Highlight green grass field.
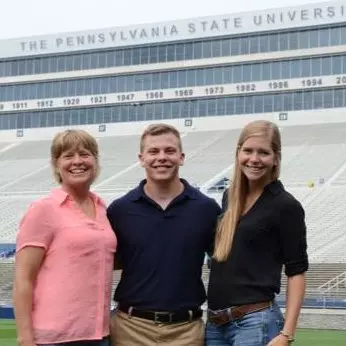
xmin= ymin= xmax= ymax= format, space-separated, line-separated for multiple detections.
xmin=0 ymin=320 xmax=17 ymax=346
xmin=1 ymin=319 xmax=346 ymax=345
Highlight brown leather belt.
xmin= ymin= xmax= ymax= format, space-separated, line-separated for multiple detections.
xmin=208 ymin=301 xmax=271 ymax=325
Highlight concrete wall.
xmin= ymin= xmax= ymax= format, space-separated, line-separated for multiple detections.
xmin=298 ymin=309 xmax=346 ymax=330
xmin=1 ymin=107 xmax=346 ymax=142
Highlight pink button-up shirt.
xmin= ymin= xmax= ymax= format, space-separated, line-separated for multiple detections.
xmin=16 ymin=188 xmax=117 ymax=344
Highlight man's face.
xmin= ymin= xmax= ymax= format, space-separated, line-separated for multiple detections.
xmin=139 ymin=133 xmax=185 ymax=184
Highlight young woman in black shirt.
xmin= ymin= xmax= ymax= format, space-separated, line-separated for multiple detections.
xmin=206 ymin=120 xmax=308 ymax=346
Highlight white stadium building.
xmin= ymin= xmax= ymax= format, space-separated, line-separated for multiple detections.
xmin=1 ymin=0 xmax=346 ymax=317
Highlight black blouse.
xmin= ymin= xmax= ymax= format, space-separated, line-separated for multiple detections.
xmin=208 ymin=180 xmax=309 ymax=310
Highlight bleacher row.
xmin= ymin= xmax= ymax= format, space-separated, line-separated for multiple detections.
xmin=1 ymin=123 xmax=346 ymax=261
xmin=1 ymin=122 xmax=346 ymax=305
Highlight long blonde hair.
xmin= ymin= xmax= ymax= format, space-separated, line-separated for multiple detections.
xmin=213 ymin=120 xmax=282 ymax=262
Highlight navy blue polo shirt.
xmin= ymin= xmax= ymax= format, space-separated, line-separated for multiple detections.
xmin=107 ymin=179 xmax=221 ymax=311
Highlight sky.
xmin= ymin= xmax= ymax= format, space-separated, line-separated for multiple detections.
xmin=0 ymin=0 xmax=328 ymax=40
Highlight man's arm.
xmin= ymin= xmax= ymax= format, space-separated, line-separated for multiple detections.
xmin=107 ymin=202 xmax=122 ymax=270
xmin=114 ymin=253 xmax=123 ymax=270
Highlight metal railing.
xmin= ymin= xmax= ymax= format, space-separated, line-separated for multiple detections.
xmin=317 ymin=271 xmax=346 ymax=294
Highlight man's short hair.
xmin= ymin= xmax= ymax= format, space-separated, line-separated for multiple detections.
xmin=140 ymin=123 xmax=182 ymax=152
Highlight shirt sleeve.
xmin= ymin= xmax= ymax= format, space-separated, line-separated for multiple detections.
xmin=206 ymin=200 xmax=222 ymax=258
xmin=16 ymin=200 xmax=55 ymax=252
xmin=107 ymin=201 xmax=123 ymax=269
xmin=278 ymin=198 xmax=309 ymax=277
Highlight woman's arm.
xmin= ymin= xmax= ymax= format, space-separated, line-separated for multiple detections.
xmin=283 ymin=273 xmax=306 ymax=337
xmin=269 ymin=197 xmax=308 ymax=345
xmin=13 ymin=247 xmax=45 ymax=346
xmin=268 ymin=273 xmax=306 ymax=345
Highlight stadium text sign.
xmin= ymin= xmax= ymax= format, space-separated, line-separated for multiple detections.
xmin=0 ymin=1 xmax=345 ymax=58
xmin=0 ymin=74 xmax=345 ymax=114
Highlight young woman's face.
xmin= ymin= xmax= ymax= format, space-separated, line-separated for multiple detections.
xmin=238 ymin=135 xmax=277 ymax=187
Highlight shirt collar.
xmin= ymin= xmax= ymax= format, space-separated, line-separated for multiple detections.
xmin=129 ymin=179 xmax=199 ymax=201
xmin=50 ymin=188 xmax=106 ymax=207
xmin=264 ymin=179 xmax=284 ymax=196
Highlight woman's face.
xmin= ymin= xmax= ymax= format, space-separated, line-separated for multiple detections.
xmin=238 ymin=135 xmax=277 ymax=187
xmin=55 ymin=145 xmax=98 ymax=189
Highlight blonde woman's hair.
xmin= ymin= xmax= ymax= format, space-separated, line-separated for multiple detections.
xmin=213 ymin=120 xmax=282 ymax=262
xmin=50 ymin=129 xmax=100 ymax=184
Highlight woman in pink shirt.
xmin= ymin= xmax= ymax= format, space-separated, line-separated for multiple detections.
xmin=13 ymin=129 xmax=117 ymax=346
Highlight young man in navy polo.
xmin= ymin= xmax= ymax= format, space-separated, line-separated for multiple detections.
xmin=107 ymin=123 xmax=221 ymax=346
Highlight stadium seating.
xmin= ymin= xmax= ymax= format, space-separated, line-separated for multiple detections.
xmin=1 ymin=122 xmax=346 ymax=306
xmin=0 ymin=244 xmax=15 ymax=259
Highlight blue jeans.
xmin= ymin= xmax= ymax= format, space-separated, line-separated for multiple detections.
xmin=205 ymin=301 xmax=284 ymax=345
xmin=38 ymin=336 xmax=109 ymax=346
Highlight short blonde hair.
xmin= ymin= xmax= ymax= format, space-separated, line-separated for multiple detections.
xmin=51 ymin=129 xmax=99 ymax=183
xmin=140 ymin=123 xmax=182 ymax=152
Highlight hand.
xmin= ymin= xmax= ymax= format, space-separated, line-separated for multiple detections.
xmin=267 ymin=334 xmax=290 ymax=346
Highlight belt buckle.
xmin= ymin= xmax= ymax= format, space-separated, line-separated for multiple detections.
xmin=209 ymin=308 xmax=232 ymax=325
xmin=154 ymin=311 xmax=173 ymax=324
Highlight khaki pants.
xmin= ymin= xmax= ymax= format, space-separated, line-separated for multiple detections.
xmin=110 ymin=310 xmax=204 ymax=346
